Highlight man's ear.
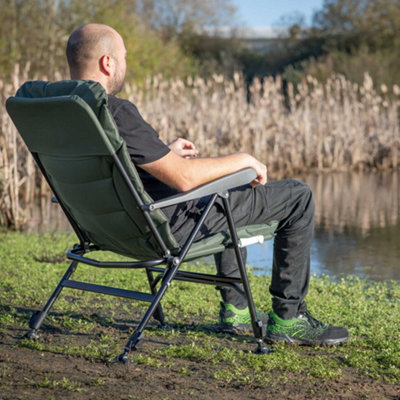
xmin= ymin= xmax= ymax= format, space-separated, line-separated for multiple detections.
xmin=99 ymin=54 xmax=112 ymax=76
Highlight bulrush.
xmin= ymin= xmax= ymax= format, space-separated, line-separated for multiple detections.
xmin=1 ymin=66 xmax=399 ymax=229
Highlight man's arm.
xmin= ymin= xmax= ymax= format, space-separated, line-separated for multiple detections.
xmin=139 ymin=149 xmax=267 ymax=192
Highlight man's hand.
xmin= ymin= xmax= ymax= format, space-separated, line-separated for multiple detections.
xmin=249 ymin=157 xmax=267 ymax=187
xmin=168 ymin=138 xmax=198 ymax=159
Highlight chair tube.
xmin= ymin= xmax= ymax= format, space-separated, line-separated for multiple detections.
xmin=221 ymin=195 xmax=265 ymax=340
xmin=118 ymin=194 xmax=219 ymax=361
xmin=146 ymin=269 xmax=167 ymax=326
xmin=27 ymin=260 xmax=78 ymax=333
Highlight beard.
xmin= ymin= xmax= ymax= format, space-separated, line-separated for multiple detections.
xmin=109 ymin=69 xmax=125 ymax=95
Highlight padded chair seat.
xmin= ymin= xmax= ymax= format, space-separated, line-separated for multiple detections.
xmin=183 ymin=221 xmax=278 ymax=261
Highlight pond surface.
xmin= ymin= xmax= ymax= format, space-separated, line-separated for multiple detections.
xmin=26 ymin=172 xmax=399 ymax=283
xmin=248 ymin=172 xmax=400 ymax=282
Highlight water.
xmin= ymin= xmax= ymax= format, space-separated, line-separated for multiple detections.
xmin=25 ymin=172 xmax=400 ymax=283
xmin=247 ymin=172 xmax=400 ymax=282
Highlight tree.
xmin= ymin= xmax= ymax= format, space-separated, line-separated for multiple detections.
xmin=131 ymin=0 xmax=239 ymax=78
xmin=0 ymin=0 xmax=69 ymax=78
xmin=280 ymin=0 xmax=400 ymax=86
xmin=0 ymin=0 xmax=196 ymax=82
xmin=135 ymin=0 xmax=236 ymax=33
xmin=313 ymin=0 xmax=400 ymax=50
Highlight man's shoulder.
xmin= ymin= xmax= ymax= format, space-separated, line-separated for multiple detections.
xmin=108 ymin=94 xmax=134 ymax=110
xmin=107 ymin=94 xmax=141 ymax=119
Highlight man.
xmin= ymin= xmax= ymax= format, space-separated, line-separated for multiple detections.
xmin=66 ymin=23 xmax=349 ymax=345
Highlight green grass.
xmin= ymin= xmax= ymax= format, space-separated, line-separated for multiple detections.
xmin=1 ymin=231 xmax=400 ymax=386
xmin=25 ymin=376 xmax=86 ymax=392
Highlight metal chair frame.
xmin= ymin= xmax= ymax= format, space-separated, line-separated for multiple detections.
xmin=26 ymin=151 xmax=271 ymax=363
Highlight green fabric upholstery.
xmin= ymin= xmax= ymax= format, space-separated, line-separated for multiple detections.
xmin=8 ymin=80 xmax=179 ymax=259
xmin=7 ymin=80 xmax=278 ymax=261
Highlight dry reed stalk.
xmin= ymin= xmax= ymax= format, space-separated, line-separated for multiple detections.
xmin=1 ymin=67 xmax=399 ymax=230
xmin=0 ymin=64 xmax=49 ymax=230
xmin=1 ymin=66 xmax=22 ymax=228
xmin=125 ymin=72 xmax=400 ymax=177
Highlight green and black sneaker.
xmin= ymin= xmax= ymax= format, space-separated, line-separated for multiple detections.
xmin=217 ymin=302 xmax=269 ymax=335
xmin=265 ymin=311 xmax=349 ymax=346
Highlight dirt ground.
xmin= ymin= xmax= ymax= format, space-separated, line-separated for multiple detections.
xmin=1 ymin=324 xmax=399 ymax=400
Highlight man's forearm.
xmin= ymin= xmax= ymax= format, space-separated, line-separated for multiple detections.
xmin=182 ymin=153 xmax=266 ymax=190
xmin=140 ymin=151 xmax=267 ymax=192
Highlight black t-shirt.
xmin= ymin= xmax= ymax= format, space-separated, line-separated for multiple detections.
xmin=107 ymin=95 xmax=178 ymax=200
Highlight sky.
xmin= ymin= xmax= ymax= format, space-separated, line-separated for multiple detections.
xmin=231 ymin=0 xmax=325 ymax=37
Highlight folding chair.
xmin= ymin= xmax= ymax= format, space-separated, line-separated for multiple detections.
xmin=6 ymin=80 xmax=278 ymax=363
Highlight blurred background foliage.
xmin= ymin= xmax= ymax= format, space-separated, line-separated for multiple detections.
xmin=0 ymin=0 xmax=399 ymax=86
xmin=280 ymin=0 xmax=400 ymax=87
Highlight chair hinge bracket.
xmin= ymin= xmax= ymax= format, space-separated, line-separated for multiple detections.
xmin=83 ymin=242 xmax=91 ymax=253
xmin=129 ymin=332 xmax=145 ymax=351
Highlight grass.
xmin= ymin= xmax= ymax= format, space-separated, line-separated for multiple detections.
xmin=0 ymin=231 xmax=400 ymax=387
xmin=25 ymin=376 xmax=86 ymax=393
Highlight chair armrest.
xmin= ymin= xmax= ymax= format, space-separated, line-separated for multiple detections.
xmin=145 ymin=167 xmax=257 ymax=211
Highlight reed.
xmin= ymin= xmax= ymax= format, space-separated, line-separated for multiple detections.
xmin=0 ymin=64 xmax=37 ymax=230
xmin=1 ymin=67 xmax=399 ymax=230
xmin=127 ymin=72 xmax=400 ymax=175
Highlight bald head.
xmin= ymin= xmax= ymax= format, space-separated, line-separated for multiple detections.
xmin=66 ymin=23 xmax=127 ymax=94
xmin=66 ymin=24 xmax=116 ymax=75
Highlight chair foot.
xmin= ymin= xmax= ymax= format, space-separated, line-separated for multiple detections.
xmin=112 ymin=352 xmax=134 ymax=365
xmin=112 ymin=331 xmax=145 ymax=365
xmin=253 ymin=339 xmax=272 ymax=355
xmin=25 ymin=329 xmax=40 ymax=340
xmin=158 ymin=322 xmax=172 ymax=330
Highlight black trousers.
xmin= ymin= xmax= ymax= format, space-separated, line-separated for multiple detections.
xmin=168 ymin=179 xmax=315 ymax=320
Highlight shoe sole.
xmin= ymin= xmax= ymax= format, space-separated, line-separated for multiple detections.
xmin=217 ymin=318 xmax=270 ymax=336
xmin=264 ymin=332 xmax=349 ymax=346
xmin=216 ymin=323 xmax=253 ymax=335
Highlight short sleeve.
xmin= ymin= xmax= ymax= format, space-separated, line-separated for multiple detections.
xmin=107 ymin=96 xmax=170 ymax=165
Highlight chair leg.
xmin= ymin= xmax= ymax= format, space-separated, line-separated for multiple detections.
xmin=145 ymin=269 xmax=167 ymax=327
xmin=116 ymin=259 xmax=182 ymax=363
xmin=221 ymin=196 xmax=271 ymax=354
xmin=26 ymin=260 xmax=78 ymax=339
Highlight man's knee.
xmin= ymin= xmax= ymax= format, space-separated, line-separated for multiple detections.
xmin=297 ymin=180 xmax=314 ymax=206
xmin=289 ymin=180 xmax=313 ymax=203
xmin=286 ymin=180 xmax=315 ymax=226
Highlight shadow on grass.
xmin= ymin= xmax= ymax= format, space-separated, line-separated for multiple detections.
xmin=1 ymin=303 xmax=256 ymax=348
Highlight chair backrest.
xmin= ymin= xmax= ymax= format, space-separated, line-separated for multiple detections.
xmin=6 ymin=80 xmax=180 ymax=259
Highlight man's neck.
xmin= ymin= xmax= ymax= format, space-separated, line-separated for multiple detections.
xmin=70 ymin=73 xmax=109 ymax=94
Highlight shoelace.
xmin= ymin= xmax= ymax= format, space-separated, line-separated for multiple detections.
xmin=299 ymin=311 xmax=326 ymax=329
